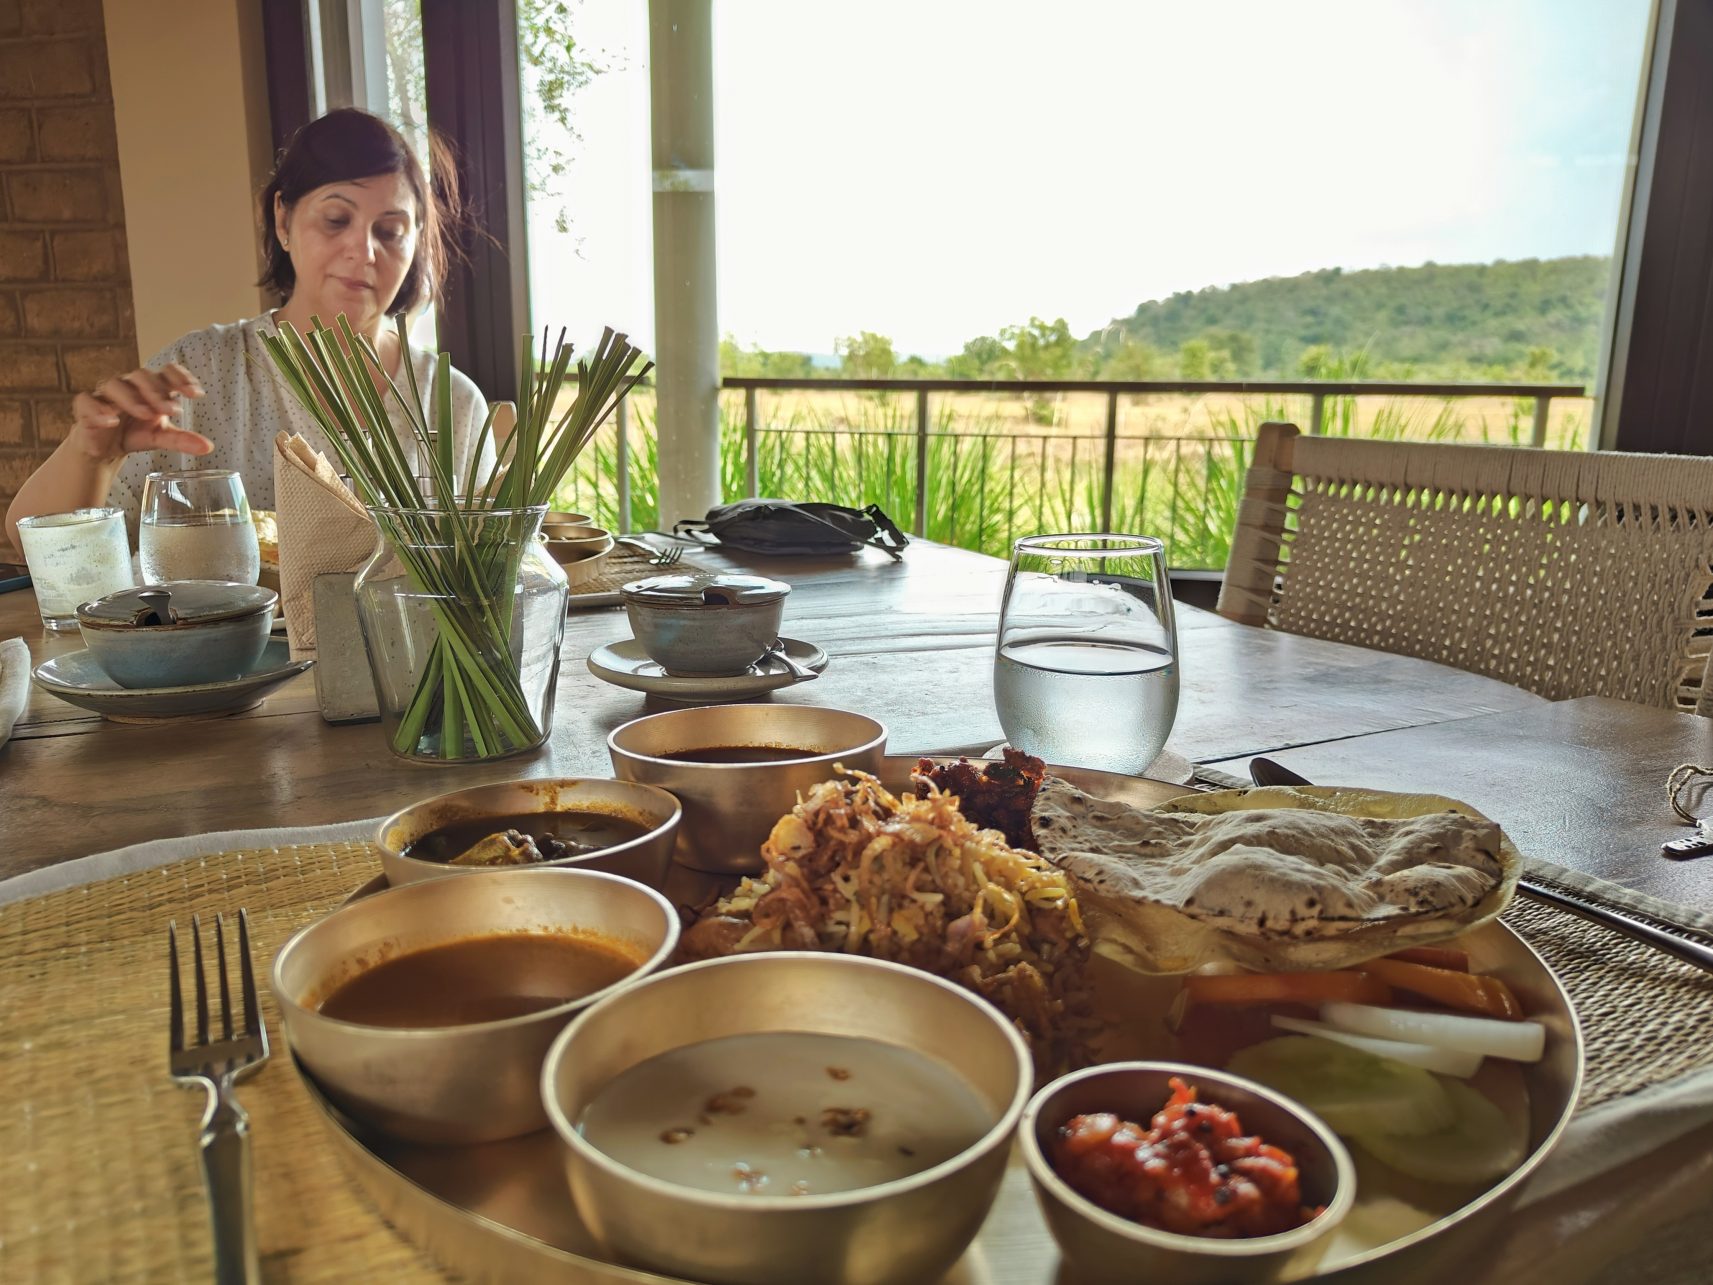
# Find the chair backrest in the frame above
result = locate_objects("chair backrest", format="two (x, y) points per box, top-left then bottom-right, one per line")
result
(1217, 421), (1713, 711)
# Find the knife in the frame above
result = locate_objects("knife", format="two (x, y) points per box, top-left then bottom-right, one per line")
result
(1246, 757), (1713, 974)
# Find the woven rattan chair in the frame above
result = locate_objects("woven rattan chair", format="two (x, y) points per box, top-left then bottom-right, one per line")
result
(1217, 421), (1713, 712)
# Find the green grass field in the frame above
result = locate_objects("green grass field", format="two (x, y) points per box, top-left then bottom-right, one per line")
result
(552, 388), (1591, 570)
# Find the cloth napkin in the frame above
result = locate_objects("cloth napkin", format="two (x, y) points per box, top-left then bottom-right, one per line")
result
(272, 432), (383, 659)
(0, 636), (29, 751)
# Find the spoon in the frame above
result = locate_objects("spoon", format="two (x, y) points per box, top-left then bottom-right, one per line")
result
(762, 639), (818, 682)
(1245, 758), (1713, 974)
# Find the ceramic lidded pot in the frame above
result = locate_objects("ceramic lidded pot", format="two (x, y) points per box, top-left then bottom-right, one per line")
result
(620, 571), (790, 676)
(76, 581), (277, 688)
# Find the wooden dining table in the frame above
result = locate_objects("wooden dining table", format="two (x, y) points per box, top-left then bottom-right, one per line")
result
(3, 538), (1710, 1285)
(0, 539), (1554, 879)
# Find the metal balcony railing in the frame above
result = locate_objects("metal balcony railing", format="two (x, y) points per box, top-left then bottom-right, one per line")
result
(581, 377), (1589, 566)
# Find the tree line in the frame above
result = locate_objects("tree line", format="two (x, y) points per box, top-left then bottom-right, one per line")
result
(722, 255), (1607, 388)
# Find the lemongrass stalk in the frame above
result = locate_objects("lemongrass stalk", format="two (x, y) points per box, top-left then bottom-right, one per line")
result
(265, 315), (650, 759)
(440, 642), (465, 758)
(462, 403), (503, 506)
(393, 640), (444, 752)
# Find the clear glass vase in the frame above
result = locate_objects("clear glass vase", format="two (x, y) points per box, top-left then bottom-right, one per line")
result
(354, 504), (568, 764)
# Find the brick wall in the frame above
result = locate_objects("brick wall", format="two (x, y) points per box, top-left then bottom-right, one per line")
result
(0, 0), (135, 551)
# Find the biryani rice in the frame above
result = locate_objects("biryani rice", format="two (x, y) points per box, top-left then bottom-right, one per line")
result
(680, 769), (1094, 1075)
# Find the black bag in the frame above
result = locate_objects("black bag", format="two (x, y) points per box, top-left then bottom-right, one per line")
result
(675, 499), (909, 559)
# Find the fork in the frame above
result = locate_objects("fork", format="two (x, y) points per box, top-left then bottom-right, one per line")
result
(616, 536), (685, 566)
(168, 911), (269, 1284)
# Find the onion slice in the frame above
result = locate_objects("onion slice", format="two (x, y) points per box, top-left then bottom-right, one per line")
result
(1270, 1014), (1484, 1078)
(1320, 1001), (1546, 1063)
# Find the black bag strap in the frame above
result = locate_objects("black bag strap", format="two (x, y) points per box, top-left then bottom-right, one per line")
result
(671, 517), (712, 544)
(777, 502), (909, 559)
(671, 519), (718, 546)
(862, 504), (909, 559)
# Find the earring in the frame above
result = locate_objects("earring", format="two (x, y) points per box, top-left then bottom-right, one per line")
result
(281, 238), (289, 250)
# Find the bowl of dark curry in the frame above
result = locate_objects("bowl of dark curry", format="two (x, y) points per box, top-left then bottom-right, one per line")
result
(375, 776), (682, 889)
(1019, 1061), (1354, 1284)
(607, 704), (886, 875)
(271, 867), (679, 1144)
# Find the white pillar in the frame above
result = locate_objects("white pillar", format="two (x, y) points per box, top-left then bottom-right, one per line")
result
(648, 0), (722, 528)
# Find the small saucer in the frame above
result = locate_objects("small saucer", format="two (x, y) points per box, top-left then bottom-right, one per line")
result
(32, 638), (313, 720)
(587, 636), (828, 703)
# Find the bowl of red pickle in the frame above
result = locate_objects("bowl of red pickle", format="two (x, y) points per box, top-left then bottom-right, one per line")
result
(1020, 1061), (1354, 1283)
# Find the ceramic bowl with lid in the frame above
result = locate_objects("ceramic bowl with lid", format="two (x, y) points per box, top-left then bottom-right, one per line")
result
(77, 581), (277, 689)
(620, 571), (791, 676)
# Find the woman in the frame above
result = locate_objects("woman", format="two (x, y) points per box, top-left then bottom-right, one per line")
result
(4, 109), (493, 554)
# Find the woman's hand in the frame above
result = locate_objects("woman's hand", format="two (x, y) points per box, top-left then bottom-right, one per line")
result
(70, 363), (213, 463)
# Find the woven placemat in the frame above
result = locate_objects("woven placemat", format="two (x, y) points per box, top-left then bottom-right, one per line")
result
(2, 840), (1710, 1283)
(568, 542), (698, 601)
(0, 842), (451, 1284)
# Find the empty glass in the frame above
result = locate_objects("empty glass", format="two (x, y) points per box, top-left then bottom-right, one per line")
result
(15, 507), (134, 630)
(993, 533), (1179, 775)
(139, 469), (260, 585)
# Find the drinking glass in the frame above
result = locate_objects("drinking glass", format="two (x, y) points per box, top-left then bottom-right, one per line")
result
(993, 533), (1179, 775)
(139, 469), (260, 585)
(15, 507), (134, 630)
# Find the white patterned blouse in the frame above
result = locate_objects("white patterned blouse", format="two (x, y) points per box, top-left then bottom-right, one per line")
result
(110, 312), (493, 525)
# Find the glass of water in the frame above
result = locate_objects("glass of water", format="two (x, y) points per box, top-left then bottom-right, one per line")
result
(139, 469), (260, 585)
(993, 533), (1179, 775)
(15, 507), (134, 630)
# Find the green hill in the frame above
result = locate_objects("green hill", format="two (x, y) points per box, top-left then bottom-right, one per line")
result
(1085, 256), (1608, 382)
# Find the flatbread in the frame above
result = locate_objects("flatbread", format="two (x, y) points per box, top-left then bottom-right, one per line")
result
(1030, 780), (1521, 973)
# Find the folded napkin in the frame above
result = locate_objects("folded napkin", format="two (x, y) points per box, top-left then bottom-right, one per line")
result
(0, 636), (29, 750)
(272, 432), (384, 659)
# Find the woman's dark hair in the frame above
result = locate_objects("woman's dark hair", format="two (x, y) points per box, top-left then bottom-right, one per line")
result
(259, 108), (462, 316)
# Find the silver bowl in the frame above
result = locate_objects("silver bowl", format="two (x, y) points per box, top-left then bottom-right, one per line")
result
(541, 952), (1032, 1285)
(271, 867), (679, 1145)
(542, 520), (605, 543)
(374, 776), (682, 888)
(1020, 1061), (1355, 1284)
(607, 704), (886, 872)
(542, 523), (613, 564)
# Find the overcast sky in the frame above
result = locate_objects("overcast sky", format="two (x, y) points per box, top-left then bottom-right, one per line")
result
(524, 0), (1651, 358)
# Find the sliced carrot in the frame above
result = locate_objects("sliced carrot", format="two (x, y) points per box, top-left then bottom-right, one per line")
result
(1363, 958), (1523, 1020)
(1182, 970), (1394, 1008)
(1386, 945), (1471, 972)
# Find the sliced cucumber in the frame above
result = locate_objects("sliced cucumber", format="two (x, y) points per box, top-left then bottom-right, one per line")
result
(1353, 1078), (1528, 1185)
(1227, 1035), (1455, 1137)
(1270, 1014), (1485, 1078)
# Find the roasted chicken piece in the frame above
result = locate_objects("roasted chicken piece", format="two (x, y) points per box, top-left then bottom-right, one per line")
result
(446, 829), (543, 867)
(912, 748), (1047, 851)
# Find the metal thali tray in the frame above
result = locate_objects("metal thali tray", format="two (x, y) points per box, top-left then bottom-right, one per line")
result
(301, 756), (1584, 1284)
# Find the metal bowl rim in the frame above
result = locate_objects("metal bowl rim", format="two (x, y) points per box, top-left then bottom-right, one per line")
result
(540, 950), (1033, 1210)
(606, 706), (888, 770)
(1019, 1059), (1356, 1258)
(374, 777), (684, 875)
(270, 866), (681, 1040)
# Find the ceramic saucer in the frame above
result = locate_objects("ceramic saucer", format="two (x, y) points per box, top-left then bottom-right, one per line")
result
(586, 636), (828, 703)
(32, 638), (313, 720)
